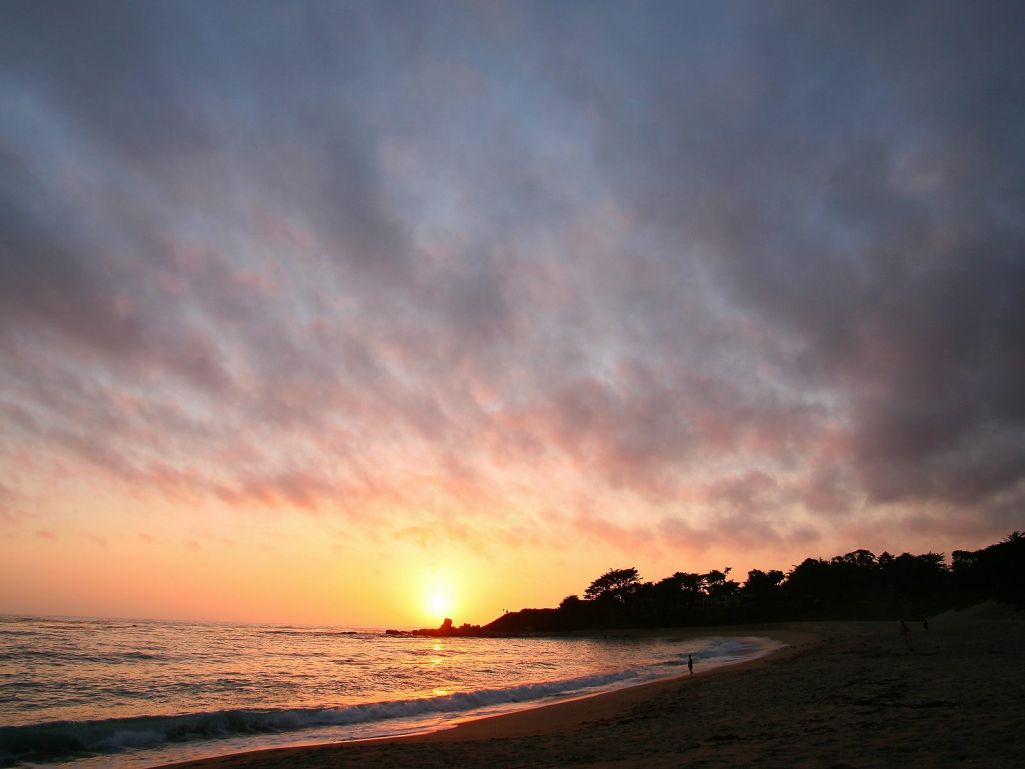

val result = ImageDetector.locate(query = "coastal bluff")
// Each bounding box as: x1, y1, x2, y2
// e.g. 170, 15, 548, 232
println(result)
389, 534, 1024, 638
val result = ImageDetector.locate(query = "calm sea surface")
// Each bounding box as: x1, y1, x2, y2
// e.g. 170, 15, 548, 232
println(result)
0, 615, 781, 768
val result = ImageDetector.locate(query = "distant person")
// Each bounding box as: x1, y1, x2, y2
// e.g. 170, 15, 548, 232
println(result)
900, 619, 912, 650
923, 618, 929, 631
688, 654, 693, 675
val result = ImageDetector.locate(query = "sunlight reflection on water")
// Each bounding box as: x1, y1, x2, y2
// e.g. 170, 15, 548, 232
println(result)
0, 616, 781, 769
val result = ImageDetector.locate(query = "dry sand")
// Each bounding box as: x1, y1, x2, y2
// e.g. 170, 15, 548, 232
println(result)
154, 608, 1024, 769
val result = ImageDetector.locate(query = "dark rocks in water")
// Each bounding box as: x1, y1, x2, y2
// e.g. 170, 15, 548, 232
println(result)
384, 609, 563, 637
385, 618, 484, 637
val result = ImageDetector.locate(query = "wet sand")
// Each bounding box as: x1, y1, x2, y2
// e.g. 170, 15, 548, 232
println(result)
154, 608, 1024, 769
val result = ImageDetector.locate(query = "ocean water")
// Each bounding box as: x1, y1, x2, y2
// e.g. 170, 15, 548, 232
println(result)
0, 615, 782, 768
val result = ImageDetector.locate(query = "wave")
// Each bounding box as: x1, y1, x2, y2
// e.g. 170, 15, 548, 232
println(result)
0, 669, 639, 767
260, 629, 361, 637
0, 650, 167, 663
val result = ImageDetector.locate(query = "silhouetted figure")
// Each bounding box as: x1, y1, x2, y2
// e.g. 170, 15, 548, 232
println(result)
688, 654, 693, 674
900, 619, 912, 650
923, 618, 929, 631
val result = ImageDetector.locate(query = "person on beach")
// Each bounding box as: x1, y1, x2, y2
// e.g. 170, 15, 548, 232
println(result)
900, 619, 913, 650
688, 654, 693, 674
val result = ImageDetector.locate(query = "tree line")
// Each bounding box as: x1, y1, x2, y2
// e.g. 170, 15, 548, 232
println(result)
481, 532, 1023, 634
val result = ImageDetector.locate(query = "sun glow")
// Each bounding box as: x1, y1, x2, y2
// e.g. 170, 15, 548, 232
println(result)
426, 591, 452, 618
421, 574, 456, 624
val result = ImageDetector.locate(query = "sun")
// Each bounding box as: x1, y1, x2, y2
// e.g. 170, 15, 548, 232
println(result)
426, 591, 452, 619
421, 575, 456, 624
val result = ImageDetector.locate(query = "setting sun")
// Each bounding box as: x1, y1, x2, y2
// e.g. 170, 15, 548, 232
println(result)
421, 574, 456, 623
426, 592, 452, 620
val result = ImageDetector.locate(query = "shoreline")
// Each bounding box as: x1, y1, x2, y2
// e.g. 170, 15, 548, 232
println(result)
146, 612, 1025, 768
415, 626, 817, 742
149, 626, 818, 769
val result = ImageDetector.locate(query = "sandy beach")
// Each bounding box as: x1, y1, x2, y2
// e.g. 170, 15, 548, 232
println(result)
152, 606, 1024, 769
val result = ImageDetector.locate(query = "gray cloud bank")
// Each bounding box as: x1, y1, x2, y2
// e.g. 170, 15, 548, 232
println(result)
1, 0, 1022, 553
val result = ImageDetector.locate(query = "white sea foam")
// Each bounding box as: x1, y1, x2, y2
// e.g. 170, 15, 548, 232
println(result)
0, 615, 781, 769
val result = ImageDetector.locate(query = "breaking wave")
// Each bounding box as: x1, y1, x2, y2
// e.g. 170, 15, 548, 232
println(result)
0, 669, 639, 767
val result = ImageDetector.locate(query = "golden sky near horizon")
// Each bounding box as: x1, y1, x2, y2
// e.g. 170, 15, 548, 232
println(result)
2, 2, 1023, 625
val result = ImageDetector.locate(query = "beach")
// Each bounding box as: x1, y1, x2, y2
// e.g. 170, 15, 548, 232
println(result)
0, 620, 782, 768
153, 607, 1024, 769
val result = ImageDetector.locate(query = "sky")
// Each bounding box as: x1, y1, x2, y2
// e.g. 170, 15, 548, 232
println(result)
1, 1, 1023, 627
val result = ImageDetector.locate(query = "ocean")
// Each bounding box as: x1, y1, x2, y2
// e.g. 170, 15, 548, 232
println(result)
0, 615, 782, 768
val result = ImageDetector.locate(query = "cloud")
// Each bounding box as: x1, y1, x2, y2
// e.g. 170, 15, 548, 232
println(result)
0, 480, 17, 524
544, 0, 1025, 530
81, 531, 108, 547
0, 0, 1022, 566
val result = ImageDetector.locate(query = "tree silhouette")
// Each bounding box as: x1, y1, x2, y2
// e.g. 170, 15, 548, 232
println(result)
953, 533, 1024, 606
743, 569, 785, 605
476, 532, 1023, 636
703, 568, 740, 604
584, 567, 641, 602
